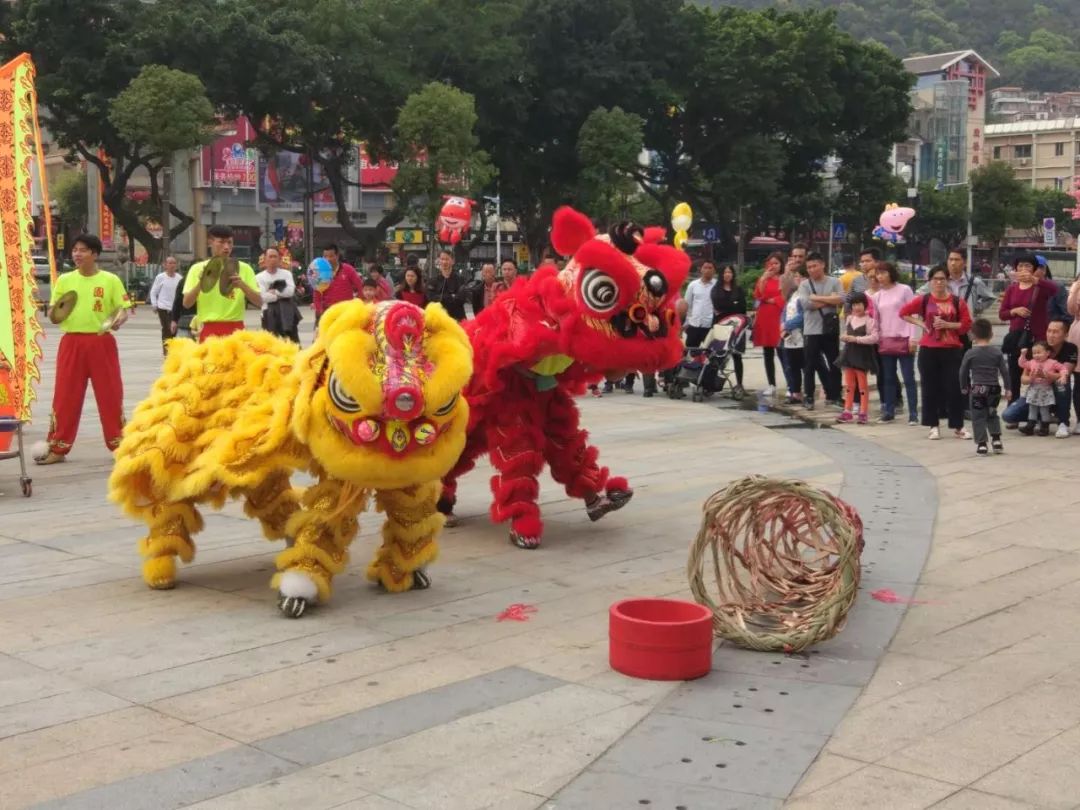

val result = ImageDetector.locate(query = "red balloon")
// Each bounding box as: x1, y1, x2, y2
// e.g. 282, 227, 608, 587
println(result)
436, 196, 475, 244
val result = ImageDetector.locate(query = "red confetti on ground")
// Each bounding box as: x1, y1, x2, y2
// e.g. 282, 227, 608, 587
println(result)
496, 603, 538, 622
871, 588, 929, 605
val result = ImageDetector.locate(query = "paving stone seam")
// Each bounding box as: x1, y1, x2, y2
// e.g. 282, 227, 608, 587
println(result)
550, 413, 939, 809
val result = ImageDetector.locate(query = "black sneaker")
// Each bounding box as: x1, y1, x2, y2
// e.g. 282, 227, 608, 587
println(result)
976, 442, 988, 456
991, 436, 1004, 454
1018, 423, 1035, 436
1038, 422, 1050, 436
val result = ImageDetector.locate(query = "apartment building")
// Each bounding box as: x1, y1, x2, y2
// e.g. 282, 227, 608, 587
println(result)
983, 117, 1080, 190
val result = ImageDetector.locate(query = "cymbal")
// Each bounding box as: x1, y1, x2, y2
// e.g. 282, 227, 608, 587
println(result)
49, 290, 77, 324
219, 258, 239, 295
200, 257, 224, 293
98, 309, 120, 334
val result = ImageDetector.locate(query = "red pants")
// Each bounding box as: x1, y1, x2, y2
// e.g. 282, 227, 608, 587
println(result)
47, 333, 124, 456
843, 368, 869, 415
199, 321, 245, 342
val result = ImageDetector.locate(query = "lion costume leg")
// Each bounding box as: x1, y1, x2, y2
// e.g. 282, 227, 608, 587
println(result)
241, 470, 303, 540
437, 429, 487, 526
543, 388, 633, 522
486, 398, 547, 549
272, 478, 368, 618
138, 502, 204, 590
368, 480, 442, 592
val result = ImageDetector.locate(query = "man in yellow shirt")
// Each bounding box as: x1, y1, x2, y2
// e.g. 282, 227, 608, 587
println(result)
181, 225, 261, 341
36, 233, 132, 465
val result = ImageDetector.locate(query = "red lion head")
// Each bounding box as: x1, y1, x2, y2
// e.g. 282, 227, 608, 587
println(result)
549, 206, 690, 374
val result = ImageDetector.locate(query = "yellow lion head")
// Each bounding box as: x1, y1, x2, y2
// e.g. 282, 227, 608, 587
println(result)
291, 300, 472, 491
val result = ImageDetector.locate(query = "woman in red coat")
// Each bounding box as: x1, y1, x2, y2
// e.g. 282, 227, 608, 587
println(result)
752, 252, 785, 390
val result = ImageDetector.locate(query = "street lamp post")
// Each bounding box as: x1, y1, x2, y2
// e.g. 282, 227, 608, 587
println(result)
484, 193, 501, 266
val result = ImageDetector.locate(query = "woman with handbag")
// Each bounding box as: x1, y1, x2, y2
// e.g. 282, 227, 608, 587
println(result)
870, 261, 919, 424
999, 254, 1058, 403
901, 265, 972, 440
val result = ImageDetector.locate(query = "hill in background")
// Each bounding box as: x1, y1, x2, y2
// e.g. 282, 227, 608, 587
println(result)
706, 0, 1079, 91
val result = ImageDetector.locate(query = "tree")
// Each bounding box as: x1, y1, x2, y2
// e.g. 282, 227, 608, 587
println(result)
166, 0, 413, 259
392, 82, 495, 268
1, 0, 210, 261
642, 7, 911, 255
905, 183, 968, 253
479, 0, 684, 259
972, 161, 1034, 268
575, 106, 645, 228
109, 65, 216, 258
51, 169, 88, 234
1030, 187, 1080, 241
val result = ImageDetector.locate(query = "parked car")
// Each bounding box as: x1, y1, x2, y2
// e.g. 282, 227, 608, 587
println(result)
31, 254, 52, 313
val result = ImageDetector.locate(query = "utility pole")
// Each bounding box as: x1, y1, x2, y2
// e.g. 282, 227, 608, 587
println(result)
303, 151, 315, 265
736, 204, 745, 271
972, 182, 980, 271
209, 147, 217, 225
485, 191, 501, 266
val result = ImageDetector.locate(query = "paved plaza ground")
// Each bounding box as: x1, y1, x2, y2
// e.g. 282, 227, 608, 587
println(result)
1, 311, 1079, 809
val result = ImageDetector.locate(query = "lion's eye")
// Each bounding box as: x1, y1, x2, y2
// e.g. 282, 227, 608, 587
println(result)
579, 269, 620, 314
328, 372, 361, 413
434, 394, 459, 416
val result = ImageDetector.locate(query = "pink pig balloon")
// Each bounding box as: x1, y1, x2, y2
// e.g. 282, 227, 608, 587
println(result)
879, 205, 915, 235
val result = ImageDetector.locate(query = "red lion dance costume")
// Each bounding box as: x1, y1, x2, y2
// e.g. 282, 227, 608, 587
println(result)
438, 206, 690, 548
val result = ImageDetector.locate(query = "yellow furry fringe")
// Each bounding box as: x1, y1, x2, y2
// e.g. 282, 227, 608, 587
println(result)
107, 300, 474, 602
142, 556, 177, 589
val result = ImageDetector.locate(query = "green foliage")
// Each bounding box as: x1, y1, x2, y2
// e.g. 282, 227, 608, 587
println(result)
906, 182, 968, 249
392, 82, 495, 228
972, 161, 1035, 264
51, 170, 88, 230
576, 106, 645, 227
713, 0, 1080, 91
109, 65, 215, 158
1031, 187, 1080, 238
1, 0, 205, 260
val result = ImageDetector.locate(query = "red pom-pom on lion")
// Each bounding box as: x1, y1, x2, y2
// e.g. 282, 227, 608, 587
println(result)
438, 206, 689, 548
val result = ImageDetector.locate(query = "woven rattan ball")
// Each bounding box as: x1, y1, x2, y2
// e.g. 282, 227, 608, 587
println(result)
688, 476, 864, 653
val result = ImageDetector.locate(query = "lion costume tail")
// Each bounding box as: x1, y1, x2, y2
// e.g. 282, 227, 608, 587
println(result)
108, 331, 301, 522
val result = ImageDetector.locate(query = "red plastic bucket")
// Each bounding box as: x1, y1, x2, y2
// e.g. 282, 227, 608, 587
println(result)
609, 598, 714, 681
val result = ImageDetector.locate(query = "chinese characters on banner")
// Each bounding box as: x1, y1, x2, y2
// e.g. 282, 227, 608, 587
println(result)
200, 117, 258, 189
97, 149, 114, 250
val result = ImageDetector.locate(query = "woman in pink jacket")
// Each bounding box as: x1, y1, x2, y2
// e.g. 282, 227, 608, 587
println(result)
870, 261, 920, 424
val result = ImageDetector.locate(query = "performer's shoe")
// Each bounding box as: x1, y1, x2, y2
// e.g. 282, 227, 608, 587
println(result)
586, 488, 634, 522
278, 595, 309, 618
35, 451, 66, 466
443, 513, 459, 528
510, 531, 541, 550
374, 568, 432, 591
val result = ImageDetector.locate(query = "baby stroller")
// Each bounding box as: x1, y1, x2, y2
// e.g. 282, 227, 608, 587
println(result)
667, 313, 750, 402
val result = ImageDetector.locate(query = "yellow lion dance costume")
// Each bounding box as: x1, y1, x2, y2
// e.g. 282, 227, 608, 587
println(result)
108, 300, 472, 618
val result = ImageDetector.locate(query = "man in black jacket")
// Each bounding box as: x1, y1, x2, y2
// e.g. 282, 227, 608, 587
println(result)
427, 250, 467, 321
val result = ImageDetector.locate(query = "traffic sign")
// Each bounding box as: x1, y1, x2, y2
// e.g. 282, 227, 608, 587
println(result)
702, 225, 719, 242
832, 223, 847, 241
1044, 217, 1056, 246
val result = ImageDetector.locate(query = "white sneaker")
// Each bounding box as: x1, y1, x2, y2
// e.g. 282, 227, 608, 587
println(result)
928, 427, 940, 440
955, 428, 971, 440
1072, 422, 1080, 435
1056, 423, 1070, 439
762, 385, 775, 397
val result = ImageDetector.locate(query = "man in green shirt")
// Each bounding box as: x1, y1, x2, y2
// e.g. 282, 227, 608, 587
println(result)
36, 233, 132, 464
181, 225, 261, 341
